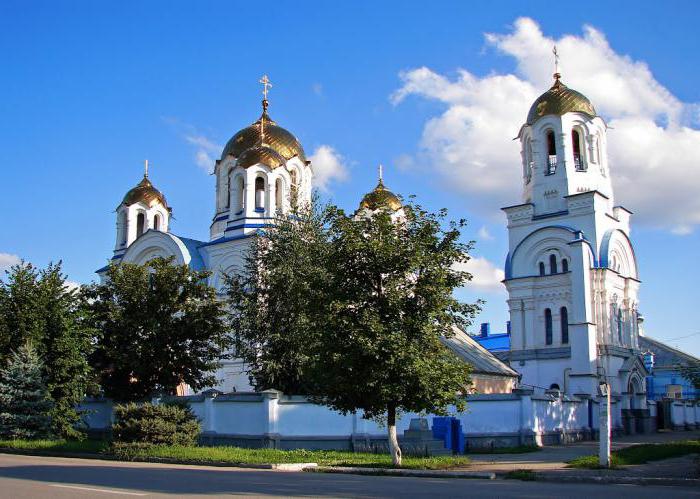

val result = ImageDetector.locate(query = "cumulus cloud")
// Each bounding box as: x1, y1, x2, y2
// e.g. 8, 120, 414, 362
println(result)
393, 17, 700, 233
184, 134, 222, 174
455, 256, 505, 293
0, 253, 21, 275
309, 145, 350, 192
477, 226, 494, 241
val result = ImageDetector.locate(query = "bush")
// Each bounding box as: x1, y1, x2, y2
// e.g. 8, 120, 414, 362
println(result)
112, 402, 200, 446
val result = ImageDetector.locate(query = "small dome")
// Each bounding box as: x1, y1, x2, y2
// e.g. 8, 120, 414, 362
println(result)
526, 78, 596, 124
359, 179, 402, 212
121, 175, 169, 210
221, 107, 306, 163
237, 145, 285, 169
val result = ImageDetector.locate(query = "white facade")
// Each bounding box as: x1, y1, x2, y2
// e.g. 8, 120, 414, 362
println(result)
502, 76, 648, 412
98, 99, 313, 393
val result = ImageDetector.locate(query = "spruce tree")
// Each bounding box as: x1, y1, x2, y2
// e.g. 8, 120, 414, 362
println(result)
0, 343, 53, 439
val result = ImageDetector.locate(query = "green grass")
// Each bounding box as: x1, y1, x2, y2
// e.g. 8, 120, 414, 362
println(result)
112, 443, 470, 469
568, 440, 700, 469
0, 439, 109, 454
0, 439, 469, 470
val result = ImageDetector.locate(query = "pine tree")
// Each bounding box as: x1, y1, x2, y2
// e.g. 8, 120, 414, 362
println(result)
0, 343, 53, 439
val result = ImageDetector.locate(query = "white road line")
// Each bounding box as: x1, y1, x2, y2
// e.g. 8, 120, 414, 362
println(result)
49, 483, 149, 496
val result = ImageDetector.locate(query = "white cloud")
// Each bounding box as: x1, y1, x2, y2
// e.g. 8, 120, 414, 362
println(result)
0, 253, 21, 275
477, 226, 493, 241
455, 256, 505, 293
309, 145, 350, 192
185, 134, 222, 174
393, 17, 700, 233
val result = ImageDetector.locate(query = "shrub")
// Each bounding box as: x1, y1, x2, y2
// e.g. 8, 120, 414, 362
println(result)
112, 402, 200, 446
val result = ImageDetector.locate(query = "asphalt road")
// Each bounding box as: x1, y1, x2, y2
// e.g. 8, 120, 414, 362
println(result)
0, 453, 698, 498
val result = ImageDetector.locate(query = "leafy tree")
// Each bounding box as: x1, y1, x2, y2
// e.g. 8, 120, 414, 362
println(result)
226, 200, 331, 394
0, 343, 53, 439
37, 263, 96, 438
679, 360, 700, 398
85, 257, 230, 402
228, 200, 479, 466
0, 261, 95, 438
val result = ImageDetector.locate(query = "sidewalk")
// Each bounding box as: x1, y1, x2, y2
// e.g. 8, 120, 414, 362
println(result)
464, 429, 700, 473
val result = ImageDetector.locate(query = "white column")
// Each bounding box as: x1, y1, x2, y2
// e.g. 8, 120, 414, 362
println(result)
599, 385, 611, 468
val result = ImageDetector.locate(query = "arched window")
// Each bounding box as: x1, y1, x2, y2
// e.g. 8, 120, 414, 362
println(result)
136, 212, 145, 237
119, 211, 128, 246
549, 254, 558, 274
546, 130, 557, 175
545, 308, 553, 345
153, 214, 161, 231
539, 262, 546, 276
572, 129, 585, 171
235, 176, 244, 213
225, 171, 232, 209
617, 308, 624, 344
524, 139, 533, 184
275, 178, 283, 213
255, 177, 265, 211
562, 258, 569, 272
290, 169, 299, 208
560, 307, 569, 344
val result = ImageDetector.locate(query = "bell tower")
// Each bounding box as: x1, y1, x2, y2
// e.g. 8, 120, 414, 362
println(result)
501, 51, 646, 414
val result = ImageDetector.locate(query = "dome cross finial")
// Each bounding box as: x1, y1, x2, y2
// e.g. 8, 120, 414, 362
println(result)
144, 159, 149, 178
553, 45, 561, 82
378, 164, 383, 183
258, 74, 273, 145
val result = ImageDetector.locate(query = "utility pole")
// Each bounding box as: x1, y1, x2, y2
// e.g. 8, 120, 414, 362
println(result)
598, 381, 611, 467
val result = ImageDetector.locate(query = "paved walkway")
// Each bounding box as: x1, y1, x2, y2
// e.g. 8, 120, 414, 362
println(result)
464, 429, 700, 473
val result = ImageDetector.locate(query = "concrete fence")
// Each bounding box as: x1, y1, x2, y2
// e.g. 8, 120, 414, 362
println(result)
79, 391, 700, 452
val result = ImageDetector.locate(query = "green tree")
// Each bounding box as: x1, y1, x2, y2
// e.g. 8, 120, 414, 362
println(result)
0, 261, 95, 438
37, 263, 96, 438
85, 257, 230, 402
228, 200, 479, 466
679, 360, 700, 398
0, 343, 53, 439
226, 200, 331, 394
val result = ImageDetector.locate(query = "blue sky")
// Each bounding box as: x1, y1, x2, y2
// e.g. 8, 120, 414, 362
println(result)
1, 1, 698, 355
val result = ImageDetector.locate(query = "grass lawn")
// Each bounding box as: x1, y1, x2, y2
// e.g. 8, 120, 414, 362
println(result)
567, 439, 700, 469
0, 439, 469, 470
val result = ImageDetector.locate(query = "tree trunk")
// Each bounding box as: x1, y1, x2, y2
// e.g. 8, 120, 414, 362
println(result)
387, 404, 402, 467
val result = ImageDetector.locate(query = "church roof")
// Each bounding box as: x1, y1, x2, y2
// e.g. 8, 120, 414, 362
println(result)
121, 175, 170, 211
358, 179, 402, 212
221, 105, 306, 165
526, 76, 596, 124
639, 335, 699, 369
442, 325, 519, 377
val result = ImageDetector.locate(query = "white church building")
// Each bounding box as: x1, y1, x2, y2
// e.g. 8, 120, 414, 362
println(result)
499, 69, 649, 412
89, 70, 690, 447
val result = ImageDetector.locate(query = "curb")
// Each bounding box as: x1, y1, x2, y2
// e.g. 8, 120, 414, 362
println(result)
307, 466, 496, 480
533, 472, 700, 487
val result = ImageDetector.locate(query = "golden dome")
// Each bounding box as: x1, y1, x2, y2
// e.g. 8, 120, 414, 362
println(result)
221, 106, 306, 163
121, 175, 169, 210
359, 179, 402, 212
237, 144, 285, 169
526, 77, 596, 124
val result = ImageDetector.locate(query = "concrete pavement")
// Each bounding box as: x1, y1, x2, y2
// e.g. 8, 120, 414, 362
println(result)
0, 453, 699, 498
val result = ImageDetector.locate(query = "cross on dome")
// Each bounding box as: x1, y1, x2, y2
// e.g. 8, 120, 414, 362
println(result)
144, 159, 149, 178
553, 45, 561, 82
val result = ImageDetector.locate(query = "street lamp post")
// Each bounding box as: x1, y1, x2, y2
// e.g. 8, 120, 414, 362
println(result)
598, 381, 611, 468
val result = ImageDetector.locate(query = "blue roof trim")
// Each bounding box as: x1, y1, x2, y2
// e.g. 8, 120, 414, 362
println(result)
200, 232, 256, 247
599, 228, 638, 276
213, 214, 228, 222
172, 235, 207, 271
225, 223, 273, 233
505, 225, 598, 279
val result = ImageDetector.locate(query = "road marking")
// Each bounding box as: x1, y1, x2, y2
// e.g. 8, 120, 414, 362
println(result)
49, 484, 149, 496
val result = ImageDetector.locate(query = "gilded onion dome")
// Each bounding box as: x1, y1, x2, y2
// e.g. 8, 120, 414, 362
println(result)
237, 144, 285, 170
121, 174, 170, 211
221, 105, 306, 163
359, 178, 402, 212
526, 75, 596, 124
